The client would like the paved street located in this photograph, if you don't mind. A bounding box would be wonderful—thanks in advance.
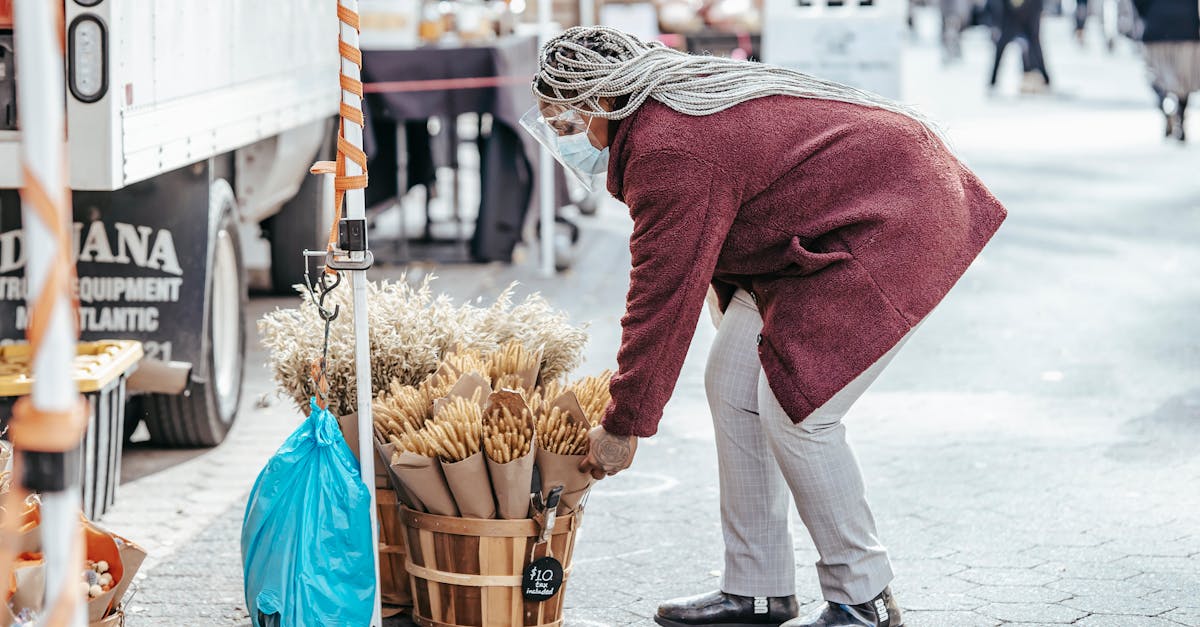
[103,13,1199,627]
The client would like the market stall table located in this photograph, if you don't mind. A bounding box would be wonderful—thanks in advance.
[362,35,567,263]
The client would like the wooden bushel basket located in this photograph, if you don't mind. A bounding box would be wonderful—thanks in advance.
[338,413,413,613]
[400,507,580,627]
[377,478,413,611]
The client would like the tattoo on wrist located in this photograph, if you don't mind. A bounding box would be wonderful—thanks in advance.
[594,435,631,470]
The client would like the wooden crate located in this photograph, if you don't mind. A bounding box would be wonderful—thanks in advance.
[401,508,579,627]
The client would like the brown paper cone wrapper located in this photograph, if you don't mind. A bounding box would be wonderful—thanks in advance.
[486,447,535,519]
[10,562,44,616]
[8,501,42,556]
[110,534,148,608]
[482,389,535,519]
[378,441,426,512]
[336,411,360,461]
[15,523,40,555]
[339,413,394,485]
[83,517,124,622]
[88,588,120,624]
[535,447,595,515]
[432,373,491,416]
[11,546,119,623]
[90,611,123,626]
[391,451,459,517]
[441,451,496,519]
[485,389,528,419]
[550,391,590,428]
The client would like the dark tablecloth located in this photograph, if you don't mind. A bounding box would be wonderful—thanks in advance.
[361,36,559,262]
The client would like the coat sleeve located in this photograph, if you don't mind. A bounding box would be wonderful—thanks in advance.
[601,149,741,437]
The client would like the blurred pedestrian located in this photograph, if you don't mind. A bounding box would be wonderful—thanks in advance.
[527,26,1007,627]
[989,0,1052,92]
[1074,0,1090,44]
[942,0,972,62]
[1133,0,1200,141]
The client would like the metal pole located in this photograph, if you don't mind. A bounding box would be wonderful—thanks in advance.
[337,2,382,625]
[13,0,85,625]
[538,0,556,277]
[579,0,596,27]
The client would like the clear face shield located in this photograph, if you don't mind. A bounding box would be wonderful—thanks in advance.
[519,105,610,192]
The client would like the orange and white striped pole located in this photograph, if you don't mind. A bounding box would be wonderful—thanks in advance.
[9,0,87,626]
[315,1,382,624]
[338,0,382,622]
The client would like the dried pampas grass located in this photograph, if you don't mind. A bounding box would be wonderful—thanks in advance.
[259,276,588,416]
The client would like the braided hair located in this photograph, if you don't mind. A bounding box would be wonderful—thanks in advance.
[533,26,941,139]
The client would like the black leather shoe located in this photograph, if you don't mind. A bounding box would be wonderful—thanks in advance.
[655,590,800,627]
[781,587,903,627]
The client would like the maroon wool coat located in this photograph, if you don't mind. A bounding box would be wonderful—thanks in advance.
[599,96,1007,438]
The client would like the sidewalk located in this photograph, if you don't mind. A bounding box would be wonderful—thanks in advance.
[111,13,1200,627]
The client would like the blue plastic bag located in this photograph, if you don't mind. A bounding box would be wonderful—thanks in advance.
[242,399,376,627]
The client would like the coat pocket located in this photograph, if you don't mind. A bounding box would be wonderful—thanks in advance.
[783,236,853,276]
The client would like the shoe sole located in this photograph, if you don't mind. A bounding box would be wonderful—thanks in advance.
[653,617,786,627]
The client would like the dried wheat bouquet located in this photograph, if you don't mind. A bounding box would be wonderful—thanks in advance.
[425,395,485,463]
[374,381,430,445]
[488,340,541,393]
[536,406,590,456]
[483,405,534,464]
[570,370,613,426]
[428,392,495,518]
[259,275,587,416]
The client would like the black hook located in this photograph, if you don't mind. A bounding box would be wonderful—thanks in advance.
[302,250,342,323]
[315,271,342,322]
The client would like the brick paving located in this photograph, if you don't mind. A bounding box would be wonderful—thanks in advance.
[112,13,1199,627]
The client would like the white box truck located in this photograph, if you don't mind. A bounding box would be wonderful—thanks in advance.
[761,0,905,99]
[0,0,341,447]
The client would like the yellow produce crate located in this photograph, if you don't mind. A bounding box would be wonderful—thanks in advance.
[0,340,143,520]
[0,340,143,395]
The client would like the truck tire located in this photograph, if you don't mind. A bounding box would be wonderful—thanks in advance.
[267,121,336,294]
[143,182,246,447]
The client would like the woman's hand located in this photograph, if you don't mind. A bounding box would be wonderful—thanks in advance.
[579,426,638,480]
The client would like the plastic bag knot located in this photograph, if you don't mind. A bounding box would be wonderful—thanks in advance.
[310,397,341,448]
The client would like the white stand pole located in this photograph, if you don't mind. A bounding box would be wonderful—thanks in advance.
[338,2,382,625]
[13,0,85,625]
[579,0,596,27]
[537,156,555,277]
[538,0,557,278]
[40,491,85,626]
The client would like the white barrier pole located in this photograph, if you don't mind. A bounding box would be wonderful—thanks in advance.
[337,2,382,625]
[580,0,596,26]
[538,0,556,277]
[13,0,86,625]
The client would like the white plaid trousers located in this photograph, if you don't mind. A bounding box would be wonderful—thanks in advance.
[705,289,909,604]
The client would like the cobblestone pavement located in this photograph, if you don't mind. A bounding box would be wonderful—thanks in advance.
[107,12,1199,627]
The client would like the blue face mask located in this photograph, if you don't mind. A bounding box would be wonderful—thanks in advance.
[557,131,610,175]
